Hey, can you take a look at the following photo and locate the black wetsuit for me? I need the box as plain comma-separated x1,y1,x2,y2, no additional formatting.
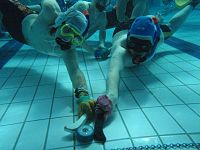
106,0,133,29
0,0,37,43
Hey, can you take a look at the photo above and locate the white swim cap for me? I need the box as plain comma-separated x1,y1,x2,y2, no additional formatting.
54,9,88,35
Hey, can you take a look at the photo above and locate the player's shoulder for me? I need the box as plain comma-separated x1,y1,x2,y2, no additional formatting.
72,1,90,12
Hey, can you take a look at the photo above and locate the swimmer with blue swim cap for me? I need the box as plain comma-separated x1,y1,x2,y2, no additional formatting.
126,15,161,64
95,0,200,135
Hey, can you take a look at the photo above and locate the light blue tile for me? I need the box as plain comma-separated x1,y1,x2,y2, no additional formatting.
169,86,200,104
161,134,192,144
132,90,161,107
0,101,31,125
158,62,183,73
10,67,29,77
34,85,55,100
2,76,25,89
189,104,200,116
162,54,183,63
132,136,161,147
188,70,200,80
150,87,183,105
174,62,199,71
32,55,48,67
131,65,152,76
46,117,73,149
188,84,200,95
0,123,23,150
55,82,73,98
188,60,200,69
143,107,184,135
105,139,133,150
0,68,14,78
46,57,59,66
139,75,165,89
15,120,48,150
90,79,106,94
175,53,199,61
190,134,200,143
0,88,18,104
171,72,200,85
13,86,37,102
85,59,101,70
28,66,44,76
121,109,156,137
27,100,52,121
104,111,129,140
165,105,200,133
123,77,146,91
154,73,183,87
21,75,41,87
88,69,105,81
39,73,57,85
119,79,129,91
52,97,73,118
120,68,136,78
57,72,71,83
76,143,104,150
0,77,7,88
118,91,139,110
145,63,167,74
0,104,8,118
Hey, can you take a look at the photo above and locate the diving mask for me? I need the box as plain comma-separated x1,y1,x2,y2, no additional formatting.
127,37,153,64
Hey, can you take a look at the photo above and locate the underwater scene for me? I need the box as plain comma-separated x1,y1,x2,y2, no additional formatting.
0,0,200,149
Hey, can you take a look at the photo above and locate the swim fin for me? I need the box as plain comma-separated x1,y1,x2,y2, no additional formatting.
175,0,192,8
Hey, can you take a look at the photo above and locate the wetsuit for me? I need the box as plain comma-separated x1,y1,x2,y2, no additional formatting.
106,0,133,29
0,0,37,43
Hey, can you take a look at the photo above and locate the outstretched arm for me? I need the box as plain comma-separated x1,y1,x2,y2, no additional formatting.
106,44,127,108
63,48,88,90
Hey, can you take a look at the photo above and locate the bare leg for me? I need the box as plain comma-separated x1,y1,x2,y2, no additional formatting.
131,0,149,19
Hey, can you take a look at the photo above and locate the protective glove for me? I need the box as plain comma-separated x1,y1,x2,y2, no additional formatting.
78,95,96,122
94,46,111,60
93,95,113,143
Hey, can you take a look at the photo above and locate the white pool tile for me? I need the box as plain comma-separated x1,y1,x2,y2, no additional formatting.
27,99,52,121
21,75,41,87
132,136,161,147
46,117,73,149
118,91,139,110
104,111,129,140
171,72,200,85
139,75,165,89
150,87,183,105
169,86,200,104
153,73,183,87
188,104,200,116
132,90,161,107
34,85,55,100
2,76,25,89
0,104,8,118
143,107,184,135
165,105,200,133
123,77,146,91
90,79,106,94
121,109,156,138
15,120,48,150
0,101,31,125
13,86,37,102
161,134,192,144
105,139,133,150
0,88,18,104
0,123,23,150
51,97,73,118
